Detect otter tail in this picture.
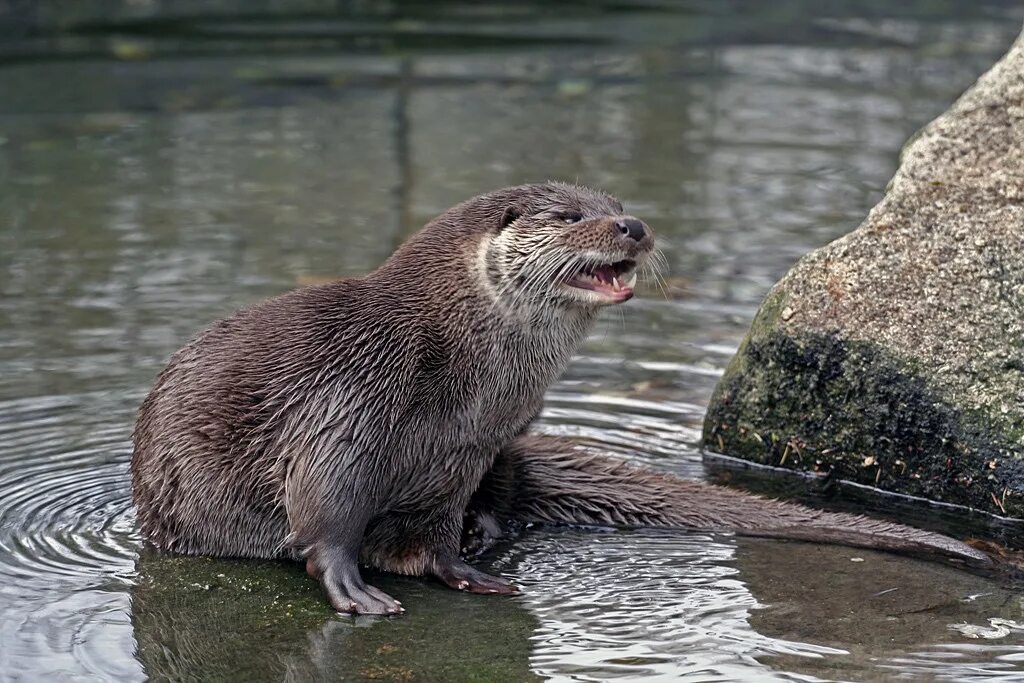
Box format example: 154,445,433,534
476,434,990,566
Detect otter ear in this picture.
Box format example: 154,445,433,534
499,205,522,229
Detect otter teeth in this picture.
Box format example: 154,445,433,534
565,260,637,300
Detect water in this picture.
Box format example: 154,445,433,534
1,1,1023,680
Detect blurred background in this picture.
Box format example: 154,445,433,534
2,1,1024,681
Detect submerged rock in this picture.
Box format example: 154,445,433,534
704,29,1024,518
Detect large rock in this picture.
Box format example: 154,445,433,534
703,29,1024,518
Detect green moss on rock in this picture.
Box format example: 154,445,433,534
704,331,1024,517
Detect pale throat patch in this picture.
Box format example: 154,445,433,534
472,228,561,307
471,228,569,325
472,233,502,304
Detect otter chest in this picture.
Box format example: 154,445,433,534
465,331,577,439
408,336,564,448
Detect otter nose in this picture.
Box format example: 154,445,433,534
615,218,647,242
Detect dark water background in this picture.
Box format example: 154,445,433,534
2,1,1024,680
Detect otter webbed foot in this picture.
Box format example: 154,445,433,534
461,508,505,558
434,558,518,595
306,549,404,616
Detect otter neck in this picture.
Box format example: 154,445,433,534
470,232,600,332
467,248,600,406
371,223,601,377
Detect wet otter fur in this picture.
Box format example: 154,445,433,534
132,182,989,615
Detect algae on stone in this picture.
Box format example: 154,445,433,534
704,29,1024,518
130,551,539,682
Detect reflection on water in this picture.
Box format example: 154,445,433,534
1,1,1023,680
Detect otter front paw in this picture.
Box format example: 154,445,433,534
306,552,404,616
461,509,504,558
434,558,518,595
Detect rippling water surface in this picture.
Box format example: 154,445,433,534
2,1,1023,680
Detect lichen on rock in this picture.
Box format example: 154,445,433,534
704,28,1024,518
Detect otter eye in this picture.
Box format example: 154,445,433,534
560,211,583,225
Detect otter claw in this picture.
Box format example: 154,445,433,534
308,553,405,615
332,592,404,616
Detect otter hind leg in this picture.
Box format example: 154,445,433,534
366,507,519,596
432,557,518,594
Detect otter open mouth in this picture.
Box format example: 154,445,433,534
564,259,638,303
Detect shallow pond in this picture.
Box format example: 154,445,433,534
2,1,1024,680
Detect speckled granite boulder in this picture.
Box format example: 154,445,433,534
704,29,1024,518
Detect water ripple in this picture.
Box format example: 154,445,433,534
0,395,139,591
501,530,843,682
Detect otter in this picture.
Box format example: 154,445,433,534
132,182,989,615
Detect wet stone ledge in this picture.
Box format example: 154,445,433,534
703,28,1024,519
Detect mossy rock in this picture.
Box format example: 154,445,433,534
703,30,1024,519
130,551,539,682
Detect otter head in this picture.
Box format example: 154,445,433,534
479,182,655,314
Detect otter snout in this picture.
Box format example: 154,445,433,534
607,215,654,258
615,217,647,243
